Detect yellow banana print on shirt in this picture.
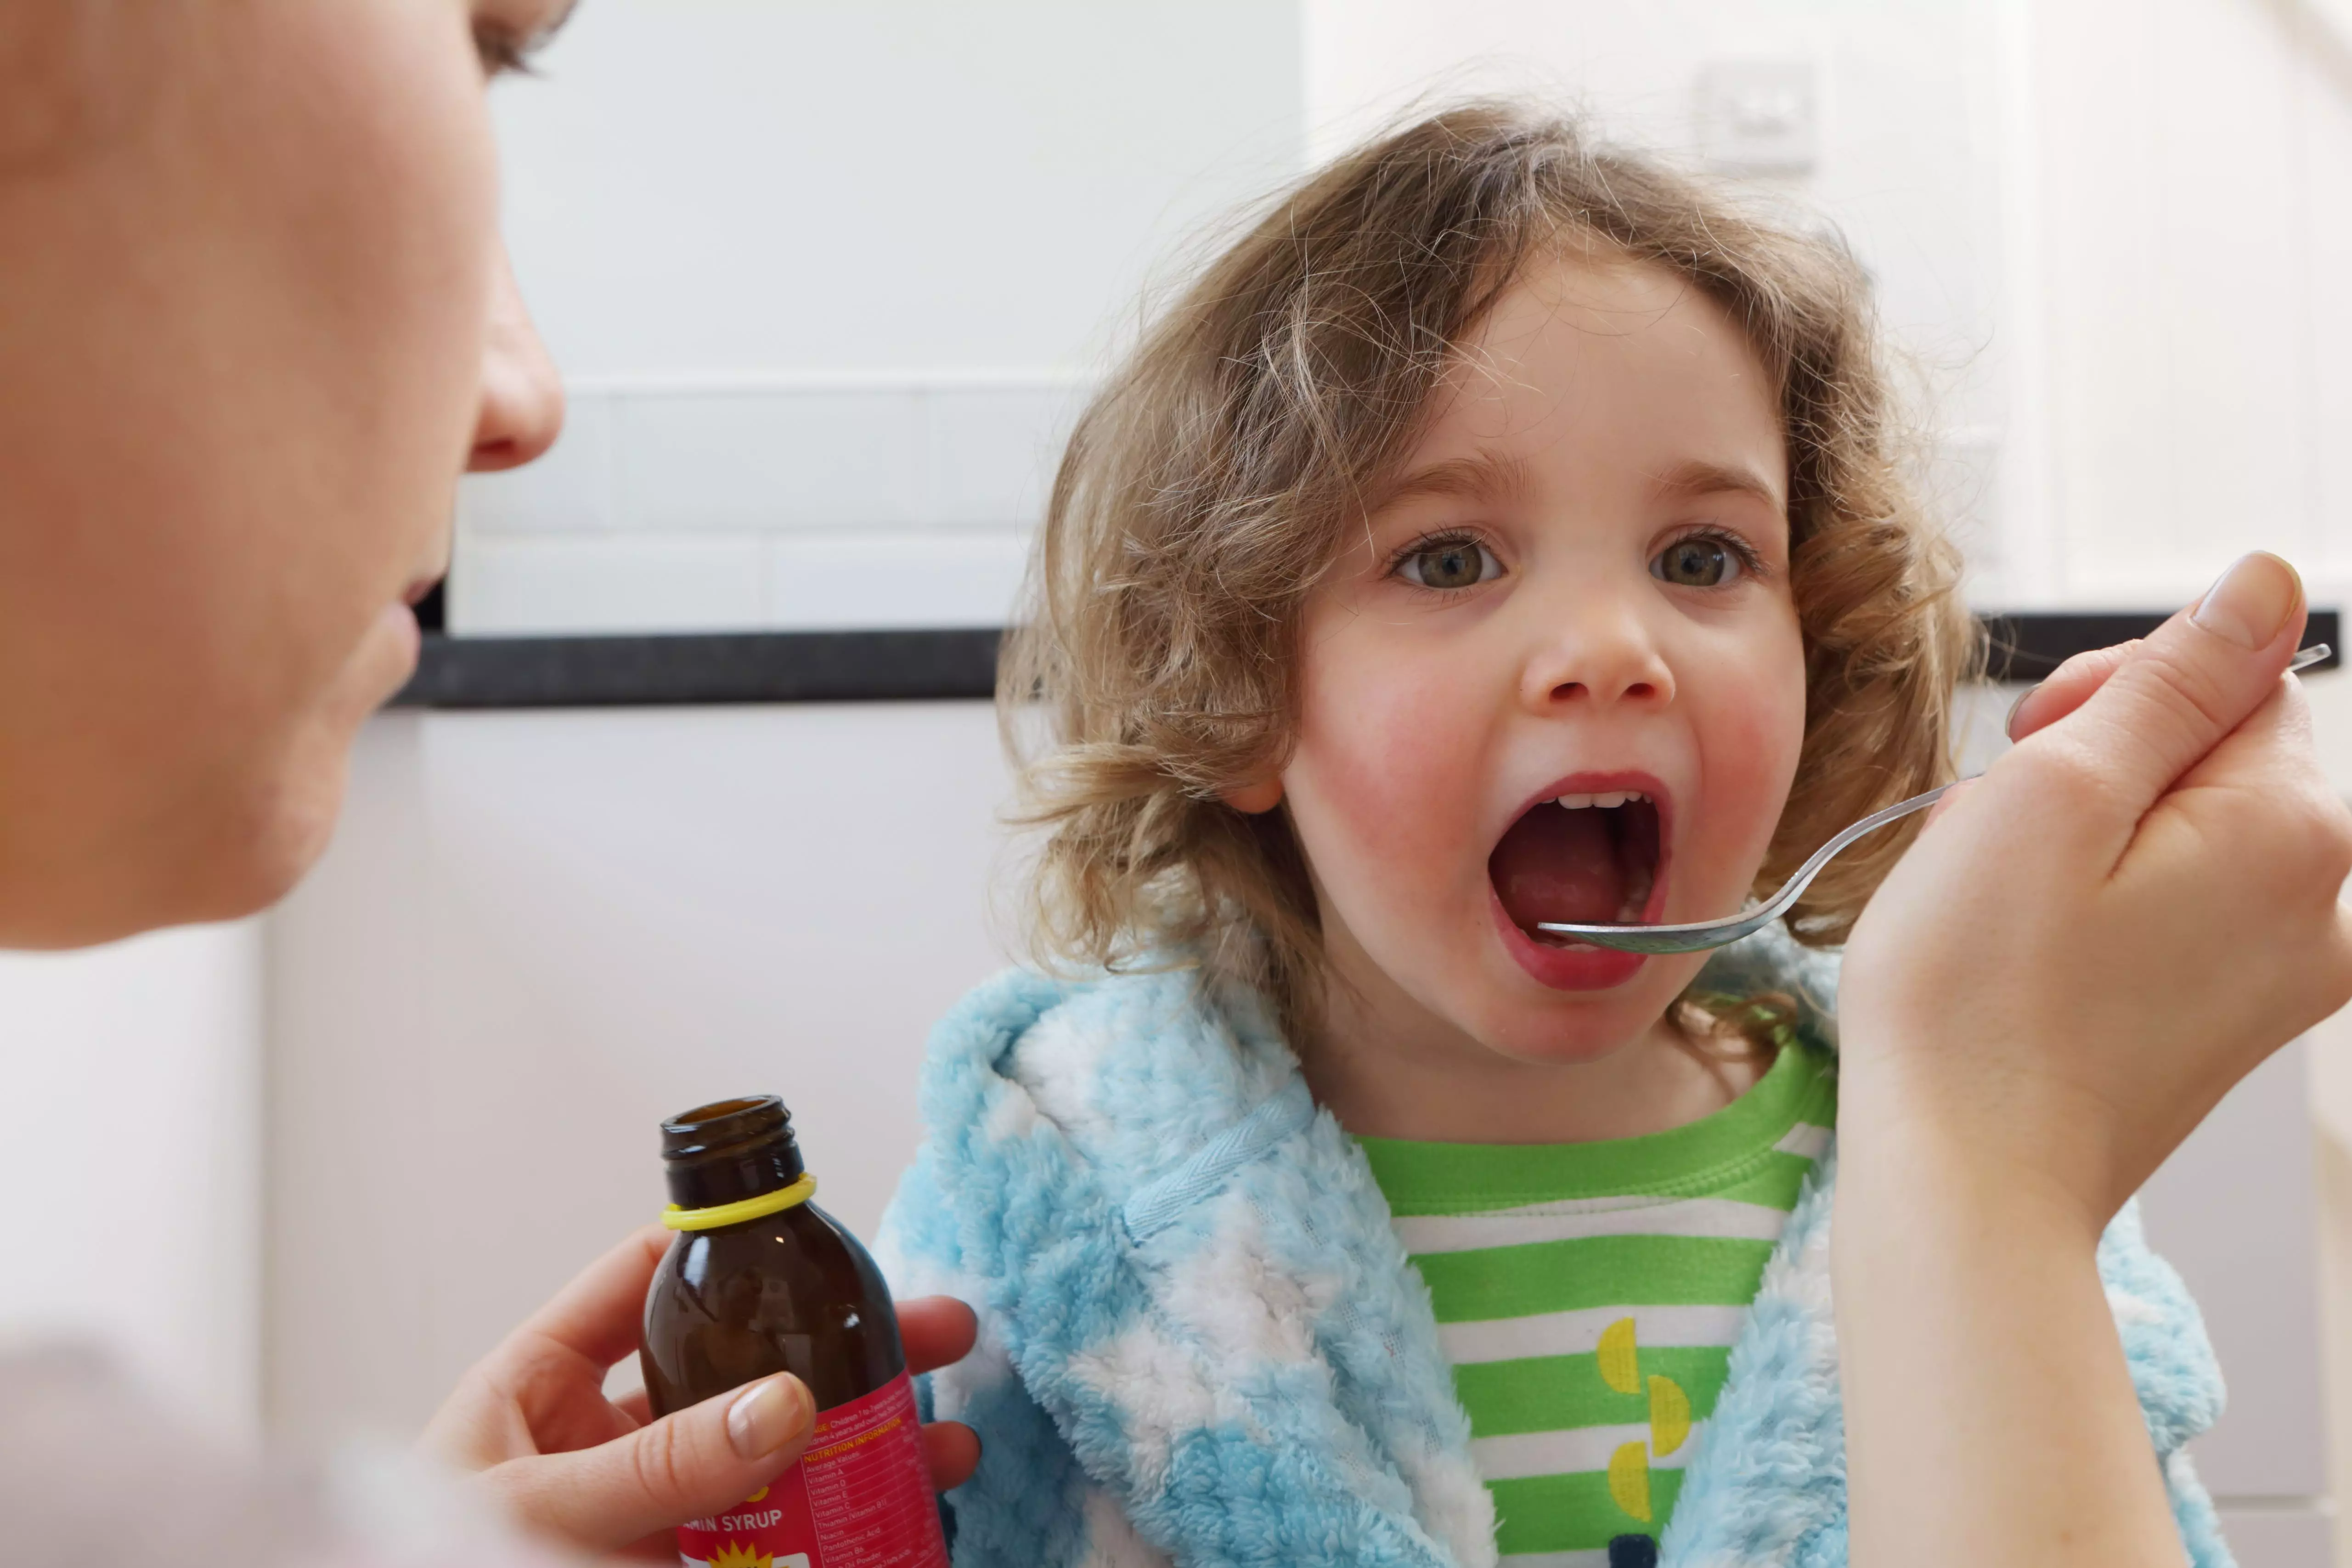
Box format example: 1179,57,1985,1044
1597,1316,1641,1394
1649,1373,1691,1455
1595,1317,1692,1523
1608,1438,1653,1521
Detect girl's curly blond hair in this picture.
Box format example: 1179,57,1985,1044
1001,102,1978,1043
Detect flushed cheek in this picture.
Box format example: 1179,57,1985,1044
1288,656,1494,922
1688,685,1805,895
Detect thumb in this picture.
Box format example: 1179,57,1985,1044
2037,552,2304,823
489,1372,814,1555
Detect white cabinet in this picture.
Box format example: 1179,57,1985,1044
2143,1043,2334,1566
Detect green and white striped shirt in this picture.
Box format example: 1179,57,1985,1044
1358,1042,1836,1568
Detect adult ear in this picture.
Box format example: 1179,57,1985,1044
1222,779,1283,814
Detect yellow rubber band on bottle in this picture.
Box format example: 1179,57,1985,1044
662,1173,817,1230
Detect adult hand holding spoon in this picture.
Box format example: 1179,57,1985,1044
1833,552,2352,1568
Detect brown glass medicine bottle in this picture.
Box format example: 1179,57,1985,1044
641,1095,947,1568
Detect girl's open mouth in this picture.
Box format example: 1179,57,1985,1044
1489,781,1666,947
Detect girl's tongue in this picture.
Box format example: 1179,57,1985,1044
1489,797,1660,934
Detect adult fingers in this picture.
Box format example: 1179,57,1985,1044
605,1377,976,1500
2155,676,2352,926
2022,552,2304,835
898,1296,978,1377
2003,643,2138,743
483,1371,814,1556
923,1420,981,1490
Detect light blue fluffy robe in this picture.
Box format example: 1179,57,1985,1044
875,928,2232,1567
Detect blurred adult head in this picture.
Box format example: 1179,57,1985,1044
0,0,568,946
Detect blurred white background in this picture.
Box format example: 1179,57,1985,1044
5,1,2352,1562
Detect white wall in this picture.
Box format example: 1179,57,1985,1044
491,1,1302,379
266,707,1019,1439
0,924,263,1432
2025,0,2352,607
455,0,1305,634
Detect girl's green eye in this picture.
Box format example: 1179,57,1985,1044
1653,536,1741,587
1399,539,1503,590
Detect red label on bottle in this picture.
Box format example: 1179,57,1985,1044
675,1371,948,1568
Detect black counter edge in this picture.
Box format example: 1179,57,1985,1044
388,611,2338,710
1980,609,2338,679
389,627,1004,708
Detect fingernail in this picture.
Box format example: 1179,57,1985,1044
2190,552,2300,650
2004,683,2039,741
727,1375,812,1459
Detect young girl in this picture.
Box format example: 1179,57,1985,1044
877,105,2228,1568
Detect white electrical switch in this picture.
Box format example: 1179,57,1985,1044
1696,60,1818,175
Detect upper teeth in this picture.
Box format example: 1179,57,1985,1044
1557,790,1646,809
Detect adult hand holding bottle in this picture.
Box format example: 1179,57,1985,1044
1833,552,2352,1568
423,1227,981,1562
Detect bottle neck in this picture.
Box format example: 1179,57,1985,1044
666,1135,803,1210
660,1096,807,1209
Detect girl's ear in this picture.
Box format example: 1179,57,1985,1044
1222,778,1284,814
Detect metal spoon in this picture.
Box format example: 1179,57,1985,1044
1534,642,2334,955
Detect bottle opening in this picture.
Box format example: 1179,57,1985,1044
660,1093,805,1210
663,1094,787,1157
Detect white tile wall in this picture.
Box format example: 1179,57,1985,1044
618,389,924,532
926,384,1089,529
763,531,1032,631
452,378,1088,634
459,377,2019,635
452,533,767,635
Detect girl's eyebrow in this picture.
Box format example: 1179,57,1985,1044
1376,451,1533,510
1649,457,1786,513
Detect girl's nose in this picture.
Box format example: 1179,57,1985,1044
468,245,564,474
1519,604,1677,713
